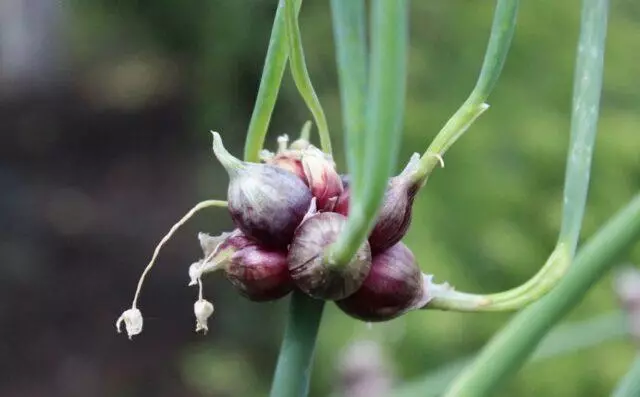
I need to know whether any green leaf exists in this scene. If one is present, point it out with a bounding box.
[330,0,367,192]
[268,292,324,397]
[328,0,409,269]
[243,0,302,162]
[284,0,332,154]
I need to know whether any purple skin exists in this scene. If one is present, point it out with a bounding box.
[228,164,312,249]
[225,244,293,302]
[336,242,423,322]
[334,177,418,254]
[288,212,372,300]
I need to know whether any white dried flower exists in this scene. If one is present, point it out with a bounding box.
[116,199,229,339]
[194,299,215,334]
[116,308,143,339]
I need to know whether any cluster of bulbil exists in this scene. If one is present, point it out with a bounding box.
[117,131,435,339]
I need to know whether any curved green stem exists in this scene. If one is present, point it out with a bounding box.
[269,292,324,397]
[443,193,639,397]
[426,244,571,312]
[411,0,519,185]
[612,354,640,397]
[425,0,605,313]
[243,0,302,162]
[284,0,332,154]
[330,0,368,195]
[327,0,408,269]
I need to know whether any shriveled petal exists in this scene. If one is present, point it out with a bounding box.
[301,148,343,211]
[198,231,232,258]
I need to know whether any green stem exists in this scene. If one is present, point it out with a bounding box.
[243,0,302,163]
[395,311,628,397]
[426,244,571,312]
[411,0,519,185]
[558,0,606,254]
[269,292,324,397]
[612,354,640,397]
[245,3,322,396]
[330,0,368,195]
[441,193,640,396]
[426,0,606,312]
[284,0,332,154]
[327,0,408,269]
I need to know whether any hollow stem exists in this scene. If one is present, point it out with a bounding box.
[269,292,324,397]
[267,3,328,397]
[424,0,605,313]
[426,244,571,312]
[443,192,639,397]
[243,0,302,163]
[327,0,408,270]
[284,0,332,154]
[411,0,519,186]
[330,0,368,195]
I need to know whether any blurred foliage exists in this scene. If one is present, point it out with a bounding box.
[6,0,640,396]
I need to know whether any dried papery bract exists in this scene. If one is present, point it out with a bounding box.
[211,131,312,249]
[301,146,343,211]
[337,242,428,322]
[288,212,372,300]
[335,154,423,254]
[196,230,294,301]
[115,199,227,339]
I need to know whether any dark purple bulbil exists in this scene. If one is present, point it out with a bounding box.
[367,178,419,253]
[211,131,313,249]
[335,155,421,254]
[334,177,418,254]
[227,163,312,249]
[200,231,293,301]
[287,212,372,300]
[225,242,293,302]
[336,241,425,322]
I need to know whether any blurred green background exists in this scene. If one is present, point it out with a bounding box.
[1,0,639,396]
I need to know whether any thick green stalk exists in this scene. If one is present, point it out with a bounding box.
[445,201,638,396]
[612,354,640,397]
[327,0,408,268]
[330,0,368,195]
[411,0,519,185]
[443,192,640,396]
[284,0,332,154]
[244,2,324,397]
[395,311,627,397]
[426,0,606,312]
[243,0,302,162]
[269,292,324,397]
